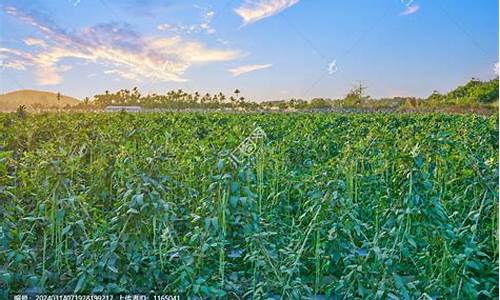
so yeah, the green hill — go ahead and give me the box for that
[428,78,499,105]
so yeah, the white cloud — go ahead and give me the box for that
[235,0,300,25]
[36,65,62,85]
[229,64,272,77]
[400,4,419,16]
[157,22,215,35]
[0,60,28,70]
[0,47,33,70]
[157,23,173,31]
[24,38,47,47]
[494,62,499,76]
[104,69,140,81]
[57,64,72,72]
[2,6,240,85]
[217,38,230,46]
[158,5,215,35]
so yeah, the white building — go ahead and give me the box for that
[105,106,142,113]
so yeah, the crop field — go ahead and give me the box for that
[0,112,498,299]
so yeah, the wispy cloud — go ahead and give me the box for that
[229,64,272,77]
[24,37,47,47]
[235,0,300,25]
[400,4,419,16]
[2,6,240,85]
[158,5,215,35]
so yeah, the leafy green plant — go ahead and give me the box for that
[0,112,498,298]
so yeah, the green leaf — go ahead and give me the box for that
[127,208,139,214]
[74,274,86,293]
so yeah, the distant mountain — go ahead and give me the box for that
[0,90,80,111]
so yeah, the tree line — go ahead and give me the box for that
[61,77,498,112]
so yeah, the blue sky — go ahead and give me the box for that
[0,0,498,101]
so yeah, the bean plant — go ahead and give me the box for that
[0,112,498,299]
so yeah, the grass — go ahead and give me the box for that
[0,112,498,299]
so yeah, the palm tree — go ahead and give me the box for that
[131,87,141,103]
[233,89,241,109]
[219,93,226,105]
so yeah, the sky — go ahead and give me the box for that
[0,0,498,101]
